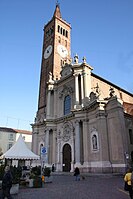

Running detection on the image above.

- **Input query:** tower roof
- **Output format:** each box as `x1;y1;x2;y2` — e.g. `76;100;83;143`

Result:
53;3;62;18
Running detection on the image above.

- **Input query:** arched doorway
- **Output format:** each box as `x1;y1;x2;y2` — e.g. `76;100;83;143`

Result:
62;144;71;172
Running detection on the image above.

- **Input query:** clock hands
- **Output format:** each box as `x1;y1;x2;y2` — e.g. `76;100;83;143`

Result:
57;44;68;58
47;46;52;53
61;48;66;53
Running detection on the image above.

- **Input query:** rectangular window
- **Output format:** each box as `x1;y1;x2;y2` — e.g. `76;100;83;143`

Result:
8;133;14;141
64;95;71;115
129;129;133;144
8;143;13;150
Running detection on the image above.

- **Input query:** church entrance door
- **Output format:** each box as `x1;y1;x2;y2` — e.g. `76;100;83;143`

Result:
62;144;71;172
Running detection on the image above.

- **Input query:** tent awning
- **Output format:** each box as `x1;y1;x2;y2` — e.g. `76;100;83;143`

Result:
0;135;40;160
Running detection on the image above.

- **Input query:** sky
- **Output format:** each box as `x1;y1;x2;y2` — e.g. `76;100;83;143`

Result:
0;0;133;131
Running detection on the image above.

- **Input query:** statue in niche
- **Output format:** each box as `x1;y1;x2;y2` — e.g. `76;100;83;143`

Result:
92;134;98;150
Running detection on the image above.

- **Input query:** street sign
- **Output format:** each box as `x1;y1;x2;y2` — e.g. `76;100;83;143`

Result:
41;147;47;155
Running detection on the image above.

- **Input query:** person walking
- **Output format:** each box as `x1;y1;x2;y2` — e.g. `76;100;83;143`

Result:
74;167;80;181
124;168;133;199
2;166;13;199
52;164;55;172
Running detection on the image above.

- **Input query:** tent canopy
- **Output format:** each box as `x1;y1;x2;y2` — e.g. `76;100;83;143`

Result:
1;135;40;160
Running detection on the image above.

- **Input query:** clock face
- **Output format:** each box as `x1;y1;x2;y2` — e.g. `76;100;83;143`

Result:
44;45;53;59
57;44;68;58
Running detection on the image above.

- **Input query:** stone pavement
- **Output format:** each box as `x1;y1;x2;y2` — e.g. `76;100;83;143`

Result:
1;173;130;199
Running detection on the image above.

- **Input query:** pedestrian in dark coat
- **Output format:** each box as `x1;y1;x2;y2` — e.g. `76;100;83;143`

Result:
74;167;80;181
2;166;13;199
52;164;55;172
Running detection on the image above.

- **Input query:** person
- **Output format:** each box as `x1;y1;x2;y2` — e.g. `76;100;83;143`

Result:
2;166;13;199
124;168;133;199
74;167;80;181
52;164;55;172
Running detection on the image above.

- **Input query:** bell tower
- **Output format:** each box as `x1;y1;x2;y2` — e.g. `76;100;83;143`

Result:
37;3;71;117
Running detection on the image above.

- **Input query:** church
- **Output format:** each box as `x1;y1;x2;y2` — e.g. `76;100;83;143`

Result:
32;4;133;173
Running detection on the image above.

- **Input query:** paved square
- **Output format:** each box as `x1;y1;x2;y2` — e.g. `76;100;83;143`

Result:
1;174;129;199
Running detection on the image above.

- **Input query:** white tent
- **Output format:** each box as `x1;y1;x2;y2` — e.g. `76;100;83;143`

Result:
1;135;40;160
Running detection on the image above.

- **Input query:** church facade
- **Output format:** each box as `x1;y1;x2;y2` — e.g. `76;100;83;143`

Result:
32;4;133;173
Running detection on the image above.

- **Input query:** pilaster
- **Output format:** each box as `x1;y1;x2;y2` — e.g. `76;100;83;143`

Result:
74;74;79;106
83;119;89;165
75;120;81;166
45;128;49;164
81;74;84;106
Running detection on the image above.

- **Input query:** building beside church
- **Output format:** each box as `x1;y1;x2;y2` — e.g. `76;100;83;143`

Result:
32;4;133;173
0;127;32;156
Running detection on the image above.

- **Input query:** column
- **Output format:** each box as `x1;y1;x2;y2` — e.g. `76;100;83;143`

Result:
54;88;57;118
75;120;81;166
32;127;39;155
83;119;89;166
70;129;75;172
52;129;56;164
45;129;49;164
83;68;92;98
56;132;61;171
74;74;79;105
80;74;84;106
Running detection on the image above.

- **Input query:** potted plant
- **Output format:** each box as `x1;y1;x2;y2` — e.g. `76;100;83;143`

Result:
26;173;35;188
10;166;22;195
43;167;52;183
31;166;42;188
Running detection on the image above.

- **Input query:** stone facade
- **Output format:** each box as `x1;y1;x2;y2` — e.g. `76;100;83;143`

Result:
32;4;133;173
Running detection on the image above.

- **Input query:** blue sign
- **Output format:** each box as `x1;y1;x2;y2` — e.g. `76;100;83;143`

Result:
41;147;47;154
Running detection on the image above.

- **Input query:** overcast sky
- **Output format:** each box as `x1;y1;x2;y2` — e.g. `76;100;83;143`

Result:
0;0;133;130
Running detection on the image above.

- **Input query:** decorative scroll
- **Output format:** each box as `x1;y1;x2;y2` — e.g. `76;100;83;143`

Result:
62;125;71;142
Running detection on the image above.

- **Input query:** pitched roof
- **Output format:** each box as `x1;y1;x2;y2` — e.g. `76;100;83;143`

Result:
0;127;17;133
13;129;32;135
0;127;32;135
53;4;62;18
